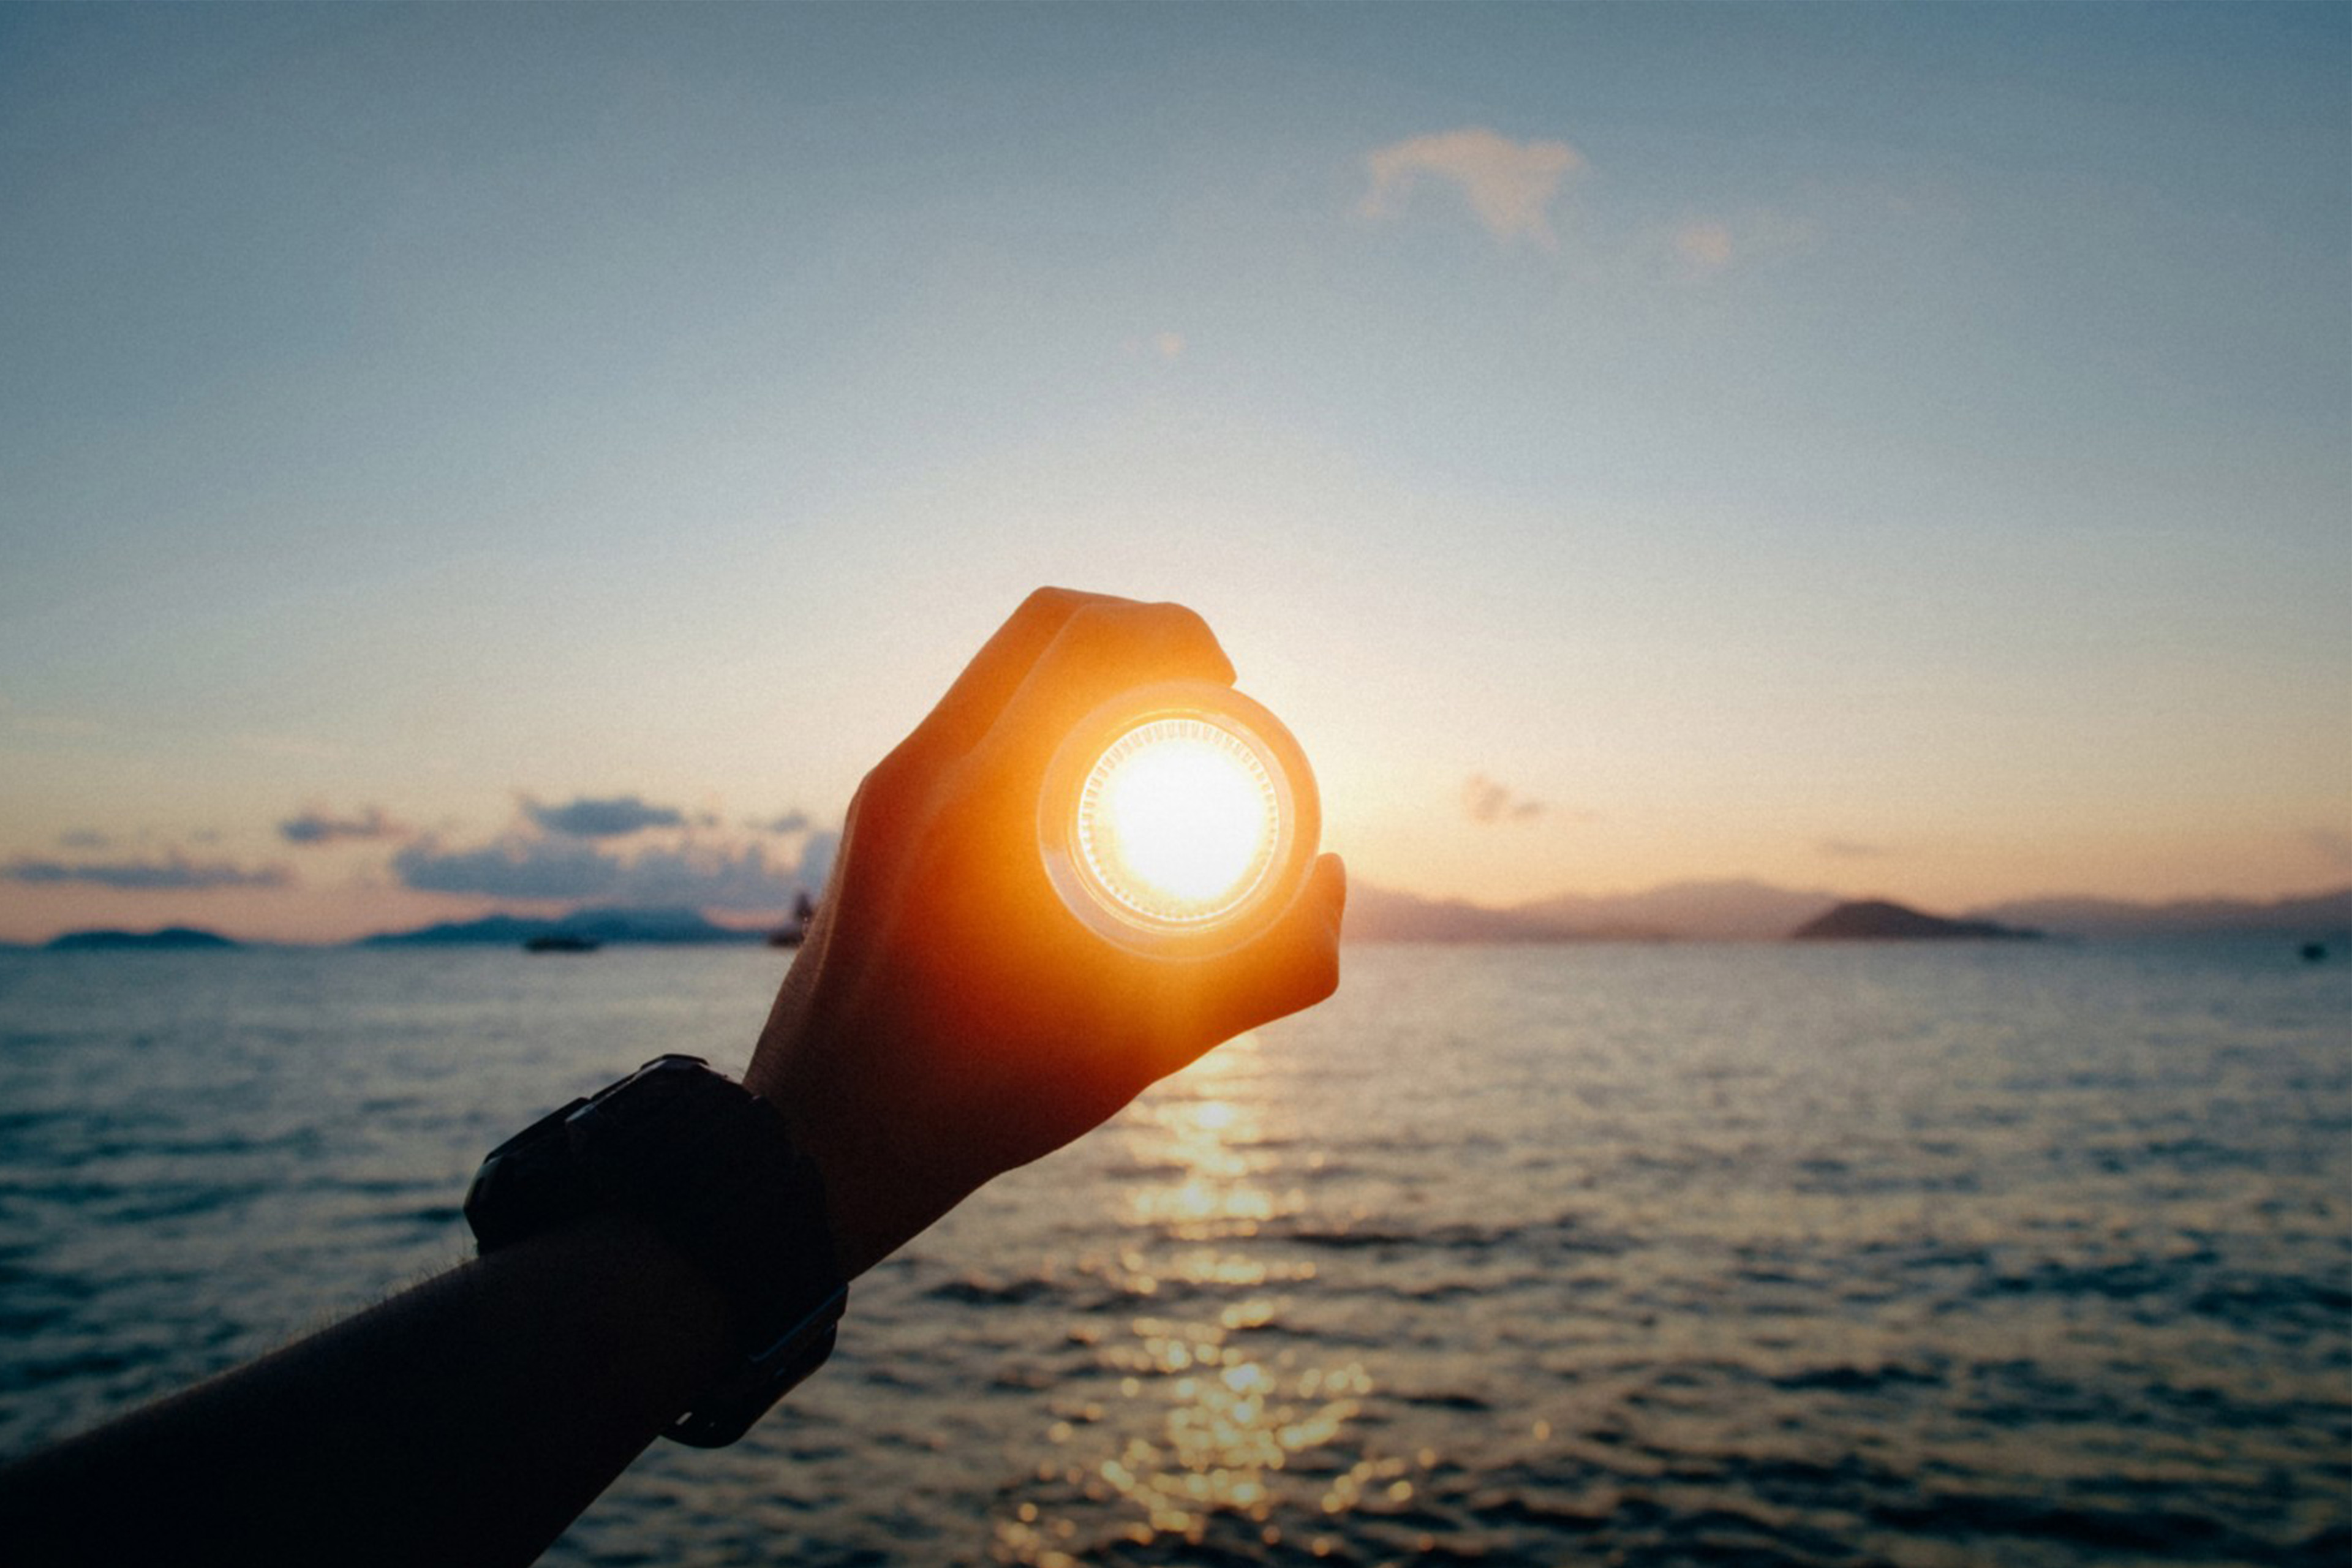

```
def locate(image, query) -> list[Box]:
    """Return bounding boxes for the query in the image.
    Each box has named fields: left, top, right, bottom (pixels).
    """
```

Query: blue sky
left=2, top=3, right=2346, bottom=940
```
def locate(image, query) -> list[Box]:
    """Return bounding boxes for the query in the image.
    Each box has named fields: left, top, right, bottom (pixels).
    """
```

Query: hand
left=743, top=588, right=1346, bottom=1277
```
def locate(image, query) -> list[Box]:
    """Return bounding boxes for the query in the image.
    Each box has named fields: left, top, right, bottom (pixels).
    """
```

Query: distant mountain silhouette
left=1344, top=879, right=1840, bottom=942
left=1515, top=880, right=1842, bottom=941
left=1344, top=880, right=2352, bottom=944
left=1968, top=886, right=2352, bottom=940
left=359, top=905, right=764, bottom=946
left=1792, top=900, right=2041, bottom=941
left=1341, top=884, right=1592, bottom=943
left=47, top=926, right=241, bottom=951
left=246, top=880, right=2352, bottom=950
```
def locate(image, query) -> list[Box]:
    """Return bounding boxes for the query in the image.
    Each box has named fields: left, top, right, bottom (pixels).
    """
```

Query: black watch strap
left=463, top=1055, right=847, bottom=1447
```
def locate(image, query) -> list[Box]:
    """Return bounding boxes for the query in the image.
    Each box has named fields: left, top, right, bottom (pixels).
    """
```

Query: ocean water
left=1, top=941, right=2346, bottom=1566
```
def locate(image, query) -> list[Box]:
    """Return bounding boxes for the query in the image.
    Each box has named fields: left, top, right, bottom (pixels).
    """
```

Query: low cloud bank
left=393, top=831, right=834, bottom=910
left=524, top=795, right=687, bottom=838
left=280, top=805, right=406, bottom=845
left=2, top=853, right=292, bottom=890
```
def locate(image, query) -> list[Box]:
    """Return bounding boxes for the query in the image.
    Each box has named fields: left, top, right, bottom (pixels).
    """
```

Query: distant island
left=1791, top=900, right=2042, bottom=941
left=47, top=926, right=241, bottom=951
left=1970, top=886, right=2352, bottom=941
left=358, top=905, right=766, bottom=948
left=17, top=881, right=2343, bottom=951
left=1343, top=878, right=1844, bottom=943
left=1341, top=880, right=2347, bottom=944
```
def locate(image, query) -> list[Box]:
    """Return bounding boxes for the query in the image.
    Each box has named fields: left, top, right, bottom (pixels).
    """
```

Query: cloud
left=523, top=794, right=687, bottom=838
left=603, top=841, right=831, bottom=911
left=1463, top=774, right=1545, bottom=826
left=1675, top=221, right=1735, bottom=274
left=57, top=829, right=110, bottom=850
left=392, top=836, right=620, bottom=901
left=279, top=805, right=407, bottom=845
left=1123, top=330, right=1188, bottom=361
left=1666, top=210, right=1819, bottom=278
left=393, top=832, right=834, bottom=910
left=1361, top=128, right=1585, bottom=248
left=747, top=810, right=812, bottom=835
left=2, top=852, right=293, bottom=890
left=1817, top=837, right=1894, bottom=859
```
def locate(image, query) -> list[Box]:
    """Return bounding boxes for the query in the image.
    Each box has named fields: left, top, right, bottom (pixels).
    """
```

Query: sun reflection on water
left=992, top=1037, right=1400, bottom=1562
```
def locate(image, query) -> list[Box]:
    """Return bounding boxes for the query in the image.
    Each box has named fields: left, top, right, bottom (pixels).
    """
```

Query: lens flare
left=1078, top=719, right=1278, bottom=925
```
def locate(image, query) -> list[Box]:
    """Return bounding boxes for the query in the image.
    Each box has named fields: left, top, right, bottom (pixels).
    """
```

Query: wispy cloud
left=1361, top=127, right=1585, bottom=248
left=1667, top=210, right=1819, bottom=278
left=1463, top=773, right=1546, bottom=826
left=2, top=852, right=293, bottom=890
left=57, top=829, right=110, bottom=850
left=523, top=794, right=686, bottom=839
left=747, top=810, right=812, bottom=835
left=279, top=805, right=407, bottom=845
left=1122, top=330, right=1187, bottom=361
left=1675, top=221, right=1735, bottom=274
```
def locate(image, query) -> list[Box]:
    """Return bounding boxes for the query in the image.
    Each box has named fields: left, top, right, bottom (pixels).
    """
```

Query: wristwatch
left=462, top=1055, right=848, bottom=1447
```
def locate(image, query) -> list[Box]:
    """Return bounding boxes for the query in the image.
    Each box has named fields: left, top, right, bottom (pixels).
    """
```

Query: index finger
left=896, top=587, right=1128, bottom=768
left=980, top=598, right=1237, bottom=777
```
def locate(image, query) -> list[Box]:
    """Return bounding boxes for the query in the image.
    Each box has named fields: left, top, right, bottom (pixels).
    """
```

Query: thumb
left=1195, top=853, right=1347, bottom=1053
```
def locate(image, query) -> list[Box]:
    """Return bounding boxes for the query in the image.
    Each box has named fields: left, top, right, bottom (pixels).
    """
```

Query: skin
left=0, top=589, right=1346, bottom=1566
left=751, top=587, right=1347, bottom=1277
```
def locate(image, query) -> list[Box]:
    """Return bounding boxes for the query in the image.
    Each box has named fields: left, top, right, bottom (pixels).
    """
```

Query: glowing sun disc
left=1077, top=718, right=1278, bottom=925
left=1040, top=679, right=1318, bottom=957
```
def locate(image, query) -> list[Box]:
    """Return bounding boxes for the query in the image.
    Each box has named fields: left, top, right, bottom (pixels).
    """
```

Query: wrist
left=465, top=1057, right=848, bottom=1446
left=747, top=1022, right=971, bottom=1281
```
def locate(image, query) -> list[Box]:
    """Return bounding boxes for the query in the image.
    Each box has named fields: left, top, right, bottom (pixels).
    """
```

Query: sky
left=2, top=2, right=2346, bottom=943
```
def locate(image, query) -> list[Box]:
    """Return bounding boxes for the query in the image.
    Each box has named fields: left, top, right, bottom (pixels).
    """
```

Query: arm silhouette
left=0, top=589, right=1344, bottom=1567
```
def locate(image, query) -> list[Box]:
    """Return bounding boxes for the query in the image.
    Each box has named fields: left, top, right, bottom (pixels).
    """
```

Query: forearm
left=0, top=1211, right=739, bottom=1568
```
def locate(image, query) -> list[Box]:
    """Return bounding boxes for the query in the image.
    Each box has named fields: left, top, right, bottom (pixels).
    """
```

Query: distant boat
left=523, top=933, right=601, bottom=954
left=767, top=892, right=818, bottom=949
left=2301, top=942, right=2329, bottom=963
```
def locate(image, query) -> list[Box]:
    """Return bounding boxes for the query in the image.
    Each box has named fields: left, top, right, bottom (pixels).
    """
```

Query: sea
left=1, top=941, right=2346, bottom=1567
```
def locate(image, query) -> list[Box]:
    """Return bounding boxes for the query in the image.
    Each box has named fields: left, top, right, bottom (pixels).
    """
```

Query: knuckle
left=858, top=752, right=917, bottom=815
left=1146, top=600, right=1214, bottom=644
left=1016, top=585, right=1090, bottom=622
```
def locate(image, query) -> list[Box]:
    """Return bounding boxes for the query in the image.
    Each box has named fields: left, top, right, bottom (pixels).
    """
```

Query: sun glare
left=1078, top=719, right=1278, bottom=927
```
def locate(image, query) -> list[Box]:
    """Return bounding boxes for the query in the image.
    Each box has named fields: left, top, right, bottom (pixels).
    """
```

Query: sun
left=1076, top=718, right=1279, bottom=927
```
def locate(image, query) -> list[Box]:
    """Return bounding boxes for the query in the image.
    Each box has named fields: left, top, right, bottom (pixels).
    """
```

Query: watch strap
left=463, top=1056, right=847, bottom=1446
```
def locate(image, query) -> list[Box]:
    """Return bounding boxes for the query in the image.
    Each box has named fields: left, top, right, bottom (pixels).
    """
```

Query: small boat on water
left=523, top=933, right=601, bottom=954
left=767, top=892, right=818, bottom=949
